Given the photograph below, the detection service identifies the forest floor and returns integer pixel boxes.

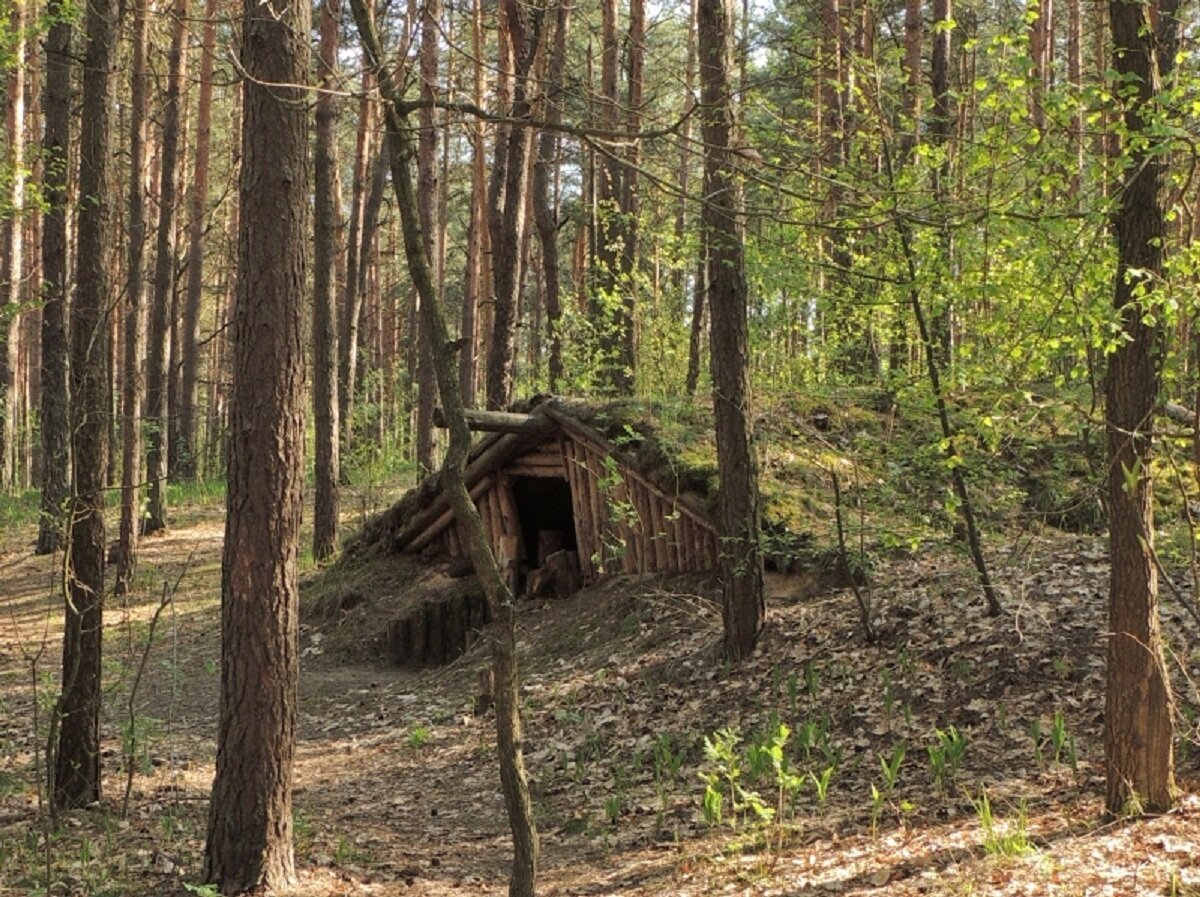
[2,488,1200,896]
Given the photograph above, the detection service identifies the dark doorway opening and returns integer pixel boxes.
[511,475,578,568]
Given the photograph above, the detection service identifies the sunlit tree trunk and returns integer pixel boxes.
[340,68,374,469]
[144,0,189,533]
[178,0,219,480]
[313,0,343,560]
[415,0,442,472]
[484,0,546,410]
[0,0,25,492]
[203,0,308,885]
[116,0,150,594]
[1103,0,1178,818]
[532,0,570,392]
[698,0,763,660]
[459,0,487,405]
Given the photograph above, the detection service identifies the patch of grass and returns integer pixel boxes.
[0,488,41,532]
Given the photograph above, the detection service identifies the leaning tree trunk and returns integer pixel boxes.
[36,0,71,556]
[312,0,342,560]
[698,0,763,660]
[203,0,308,887]
[1103,0,1177,817]
[54,0,114,809]
[144,0,189,533]
[348,3,540,894]
[116,0,150,594]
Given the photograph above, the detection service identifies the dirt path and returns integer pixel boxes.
[2,503,1199,896]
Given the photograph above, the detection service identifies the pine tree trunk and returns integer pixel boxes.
[54,0,114,809]
[35,0,71,556]
[177,0,219,480]
[340,71,373,469]
[459,0,487,405]
[698,0,763,660]
[1104,0,1177,817]
[116,0,150,594]
[144,0,189,533]
[313,0,342,561]
[415,0,442,473]
[616,0,644,390]
[0,0,25,492]
[532,0,570,392]
[203,0,308,886]
[485,0,546,411]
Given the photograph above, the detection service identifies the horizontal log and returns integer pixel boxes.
[434,407,556,435]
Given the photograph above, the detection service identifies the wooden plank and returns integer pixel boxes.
[678,513,693,570]
[563,437,596,582]
[648,489,669,572]
[664,499,682,572]
[496,474,521,591]
[582,445,609,572]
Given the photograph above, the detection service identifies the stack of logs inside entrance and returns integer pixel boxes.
[406,411,720,582]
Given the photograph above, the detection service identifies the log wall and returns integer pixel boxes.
[414,429,720,579]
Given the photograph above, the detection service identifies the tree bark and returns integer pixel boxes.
[177,0,219,480]
[531,0,570,392]
[203,0,308,887]
[36,1,71,556]
[698,0,763,660]
[54,0,114,809]
[340,69,374,470]
[116,0,150,594]
[313,0,343,561]
[460,0,488,405]
[1103,0,1177,817]
[0,0,26,492]
[416,0,442,473]
[144,0,190,533]
[485,0,546,411]
[348,4,540,893]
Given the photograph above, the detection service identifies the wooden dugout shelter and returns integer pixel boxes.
[383,400,720,586]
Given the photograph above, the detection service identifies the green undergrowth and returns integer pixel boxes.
[555,385,1121,578]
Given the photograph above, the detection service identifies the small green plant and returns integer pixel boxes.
[183,885,221,897]
[972,789,1033,856]
[1029,718,1045,770]
[880,742,906,796]
[406,725,430,749]
[603,794,622,825]
[333,835,368,866]
[804,662,821,701]
[928,725,967,792]
[653,732,683,786]
[870,783,885,836]
[810,765,834,812]
[1050,711,1077,772]
[698,727,774,831]
[786,672,800,715]
[795,719,819,762]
